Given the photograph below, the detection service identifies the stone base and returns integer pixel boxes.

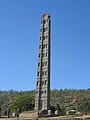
[35,109,50,118]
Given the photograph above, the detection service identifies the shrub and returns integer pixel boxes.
[10,95,34,113]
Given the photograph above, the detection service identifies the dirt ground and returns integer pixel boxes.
[0,114,90,120]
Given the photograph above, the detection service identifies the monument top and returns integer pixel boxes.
[42,13,50,19]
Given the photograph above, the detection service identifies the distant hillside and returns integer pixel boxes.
[0,89,90,114]
[50,89,90,113]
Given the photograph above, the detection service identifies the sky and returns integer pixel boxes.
[0,0,90,91]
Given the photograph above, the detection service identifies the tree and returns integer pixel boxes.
[10,95,34,113]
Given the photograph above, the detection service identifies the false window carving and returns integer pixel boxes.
[43,44,45,49]
[39,53,41,58]
[42,71,44,76]
[45,81,47,85]
[37,81,38,86]
[45,61,47,66]
[42,81,44,86]
[46,53,48,57]
[45,71,47,76]
[39,45,41,49]
[37,72,40,76]
[38,63,40,67]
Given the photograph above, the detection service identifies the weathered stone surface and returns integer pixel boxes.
[55,110,59,115]
[35,13,51,117]
[48,110,52,116]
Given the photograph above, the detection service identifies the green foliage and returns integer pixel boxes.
[0,90,35,113]
[10,95,34,112]
[0,89,90,114]
[50,89,90,114]
[55,103,61,112]
[60,107,66,116]
[77,101,90,113]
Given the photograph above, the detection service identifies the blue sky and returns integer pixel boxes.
[0,0,90,90]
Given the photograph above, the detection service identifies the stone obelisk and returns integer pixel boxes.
[35,13,51,116]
